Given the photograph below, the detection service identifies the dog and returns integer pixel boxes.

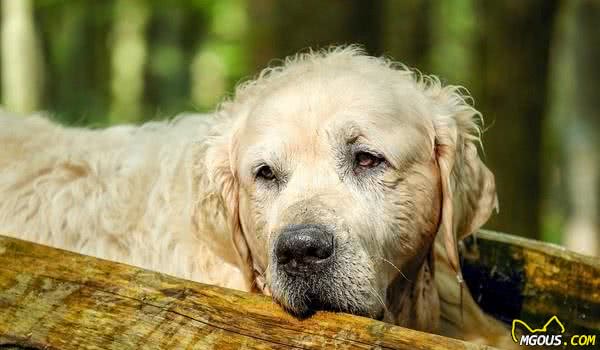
[0,46,517,348]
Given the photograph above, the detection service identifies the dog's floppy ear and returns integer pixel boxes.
[428,82,498,276]
[205,117,258,292]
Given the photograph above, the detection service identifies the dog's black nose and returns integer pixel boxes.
[275,224,334,275]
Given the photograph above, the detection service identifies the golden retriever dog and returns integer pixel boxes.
[0,46,516,348]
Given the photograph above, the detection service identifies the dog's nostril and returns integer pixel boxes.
[277,247,292,265]
[306,245,331,260]
[275,224,334,274]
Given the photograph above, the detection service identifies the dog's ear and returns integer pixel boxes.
[204,119,257,292]
[428,82,498,276]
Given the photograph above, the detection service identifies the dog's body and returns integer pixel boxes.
[0,47,517,348]
[0,113,247,289]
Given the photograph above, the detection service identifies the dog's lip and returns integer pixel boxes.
[303,299,383,320]
[272,287,382,320]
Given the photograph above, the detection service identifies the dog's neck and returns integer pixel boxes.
[384,247,440,333]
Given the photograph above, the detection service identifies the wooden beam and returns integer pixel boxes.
[461,230,600,338]
[0,235,488,350]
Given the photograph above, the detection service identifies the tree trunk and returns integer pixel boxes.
[1,0,43,114]
[189,0,249,112]
[35,1,112,126]
[428,0,475,86]
[108,0,150,123]
[381,0,431,68]
[473,1,559,240]
[247,1,381,70]
[562,0,600,255]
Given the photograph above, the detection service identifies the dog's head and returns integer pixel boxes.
[205,47,497,330]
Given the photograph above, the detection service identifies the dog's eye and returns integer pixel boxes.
[256,165,276,181]
[355,151,383,170]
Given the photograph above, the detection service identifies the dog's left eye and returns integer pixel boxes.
[355,151,384,170]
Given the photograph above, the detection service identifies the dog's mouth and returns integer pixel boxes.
[305,296,385,321]
[277,289,380,319]
[270,273,384,320]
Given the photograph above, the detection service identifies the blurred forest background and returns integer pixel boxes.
[1,0,598,255]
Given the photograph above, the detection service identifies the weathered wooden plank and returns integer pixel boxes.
[461,230,600,340]
[0,235,489,350]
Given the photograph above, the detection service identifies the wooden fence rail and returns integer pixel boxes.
[461,230,599,338]
[0,231,598,349]
[0,234,489,350]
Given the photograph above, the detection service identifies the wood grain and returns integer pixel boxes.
[0,234,490,350]
[461,230,600,339]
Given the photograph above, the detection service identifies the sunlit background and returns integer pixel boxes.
[1,0,598,255]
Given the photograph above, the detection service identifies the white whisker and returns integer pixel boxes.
[367,283,387,313]
[375,256,410,282]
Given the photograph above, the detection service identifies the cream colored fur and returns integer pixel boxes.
[0,113,246,289]
[0,46,517,348]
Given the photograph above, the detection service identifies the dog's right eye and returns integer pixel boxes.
[256,165,276,181]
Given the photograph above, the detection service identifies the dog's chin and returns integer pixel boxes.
[271,278,384,321]
[277,293,384,321]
